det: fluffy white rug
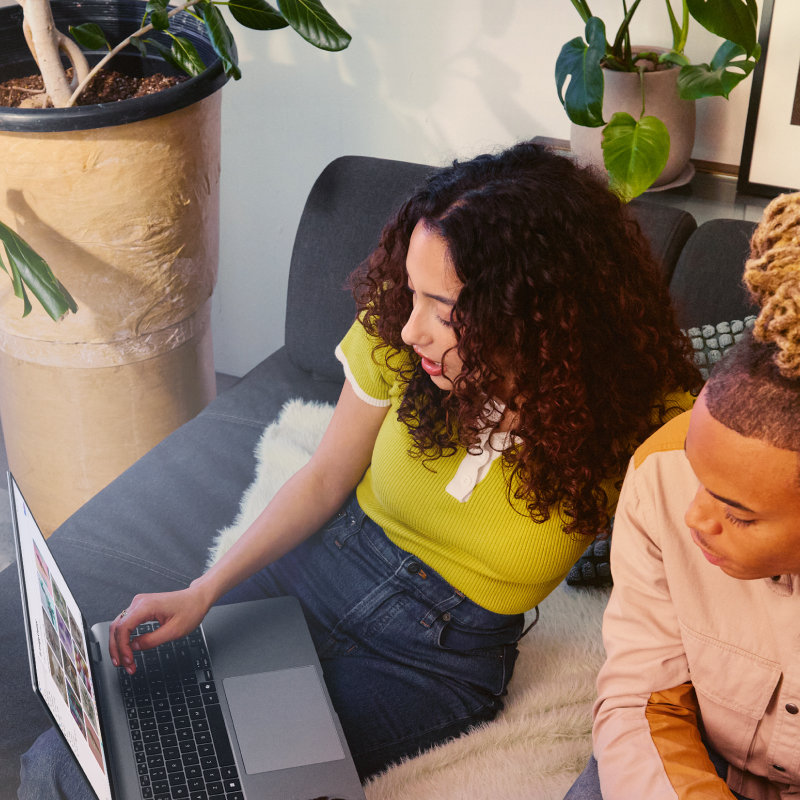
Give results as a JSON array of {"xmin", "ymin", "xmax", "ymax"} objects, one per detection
[{"xmin": 208, "ymin": 399, "xmax": 609, "ymax": 799}]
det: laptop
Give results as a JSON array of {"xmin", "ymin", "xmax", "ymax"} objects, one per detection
[{"xmin": 10, "ymin": 472, "xmax": 366, "ymax": 800}]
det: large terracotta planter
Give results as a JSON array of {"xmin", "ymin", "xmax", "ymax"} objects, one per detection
[
  {"xmin": 0, "ymin": 1, "xmax": 229, "ymax": 533},
  {"xmin": 571, "ymin": 55, "xmax": 696, "ymax": 189}
]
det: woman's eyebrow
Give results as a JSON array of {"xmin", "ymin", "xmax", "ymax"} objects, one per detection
[{"xmin": 421, "ymin": 291, "xmax": 456, "ymax": 306}]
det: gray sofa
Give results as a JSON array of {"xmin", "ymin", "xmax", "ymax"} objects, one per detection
[{"xmin": 0, "ymin": 153, "xmax": 760, "ymax": 796}]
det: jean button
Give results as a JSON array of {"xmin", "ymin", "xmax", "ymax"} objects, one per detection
[
  {"xmin": 441, "ymin": 612, "xmax": 451, "ymax": 622},
  {"xmin": 407, "ymin": 561, "xmax": 421, "ymax": 574}
]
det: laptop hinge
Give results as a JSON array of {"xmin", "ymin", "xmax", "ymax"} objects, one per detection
[{"xmin": 88, "ymin": 632, "xmax": 102, "ymax": 665}]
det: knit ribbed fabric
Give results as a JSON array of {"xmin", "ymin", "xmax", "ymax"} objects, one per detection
[{"xmin": 335, "ymin": 319, "xmax": 692, "ymax": 614}]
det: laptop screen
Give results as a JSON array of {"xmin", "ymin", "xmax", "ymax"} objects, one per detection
[{"xmin": 11, "ymin": 475, "xmax": 113, "ymax": 800}]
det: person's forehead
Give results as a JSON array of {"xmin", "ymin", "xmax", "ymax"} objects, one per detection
[{"xmin": 686, "ymin": 395, "xmax": 800, "ymax": 511}]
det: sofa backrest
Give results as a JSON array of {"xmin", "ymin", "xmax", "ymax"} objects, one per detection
[
  {"xmin": 286, "ymin": 155, "xmax": 433, "ymax": 382},
  {"xmin": 285, "ymin": 154, "xmax": 701, "ymax": 383},
  {"xmin": 669, "ymin": 219, "xmax": 759, "ymax": 329}
]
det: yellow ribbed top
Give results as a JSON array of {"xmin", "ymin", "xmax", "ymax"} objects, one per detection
[{"xmin": 336, "ymin": 319, "xmax": 693, "ymax": 614}]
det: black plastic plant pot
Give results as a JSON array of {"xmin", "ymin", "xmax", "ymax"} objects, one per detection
[{"xmin": 0, "ymin": 0, "xmax": 231, "ymax": 132}]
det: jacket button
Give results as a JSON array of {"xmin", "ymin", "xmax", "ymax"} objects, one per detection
[
  {"xmin": 407, "ymin": 561, "xmax": 420, "ymax": 574},
  {"xmin": 786, "ymin": 703, "xmax": 799, "ymax": 715}
]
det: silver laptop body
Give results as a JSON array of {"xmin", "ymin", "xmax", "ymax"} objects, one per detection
[{"xmin": 11, "ymin": 472, "xmax": 366, "ymax": 800}]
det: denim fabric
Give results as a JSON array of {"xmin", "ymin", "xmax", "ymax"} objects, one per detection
[
  {"xmin": 564, "ymin": 753, "xmax": 752, "ymax": 800},
  {"xmin": 17, "ymin": 728, "xmax": 91, "ymax": 800},
  {"xmin": 17, "ymin": 495, "xmax": 525, "ymax": 795},
  {"xmin": 220, "ymin": 493, "xmax": 525, "ymax": 778}
]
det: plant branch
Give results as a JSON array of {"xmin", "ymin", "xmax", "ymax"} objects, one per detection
[
  {"xmin": 66, "ymin": 0, "xmax": 201, "ymax": 107},
  {"xmin": 20, "ymin": 0, "xmax": 91, "ymax": 107}
]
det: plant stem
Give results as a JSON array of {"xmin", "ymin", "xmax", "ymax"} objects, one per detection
[
  {"xmin": 569, "ymin": 0, "xmax": 593, "ymax": 24},
  {"xmin": 66, "ymin": 0, "xmax": 201, "ymax": 107},
  {"xmin": 610, "ymin": 0, "xmax": 645, "ymax": 68}
]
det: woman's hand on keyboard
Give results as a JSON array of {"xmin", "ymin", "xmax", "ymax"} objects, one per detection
[{"xmin": 108, "ymin": 585, "xmax": 212, "ymax": 674}]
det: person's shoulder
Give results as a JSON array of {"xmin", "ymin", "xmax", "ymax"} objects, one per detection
[{"xmin": 633, "ymin": 409, "xmax": 692, "ymax": 470}]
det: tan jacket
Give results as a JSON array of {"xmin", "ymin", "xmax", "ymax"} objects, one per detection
[{"xmin": 593, "ymin": 410, "xmax": 800, "ymax": 800}]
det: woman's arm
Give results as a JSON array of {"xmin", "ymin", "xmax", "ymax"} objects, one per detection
[{"xmin": 108, "ymin": 381, "xmax": 389, "ymax": 670}]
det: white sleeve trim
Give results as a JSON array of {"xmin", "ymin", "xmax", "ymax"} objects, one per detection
[{"xmin": 335, "ymin": 344, "xmax": 391, "ymax": 408}]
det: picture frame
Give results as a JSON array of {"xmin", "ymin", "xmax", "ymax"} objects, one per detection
[{"xmin": 737, "ymin": 0, "xmax": 800, "ymax": 197}]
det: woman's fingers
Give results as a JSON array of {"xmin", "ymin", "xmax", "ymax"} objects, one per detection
[{"xmin": 108, "ymin": 591, "xmax": 199, "ymax": 673}]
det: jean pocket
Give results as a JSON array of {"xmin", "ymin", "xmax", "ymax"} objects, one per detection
[
  {"xmin": 436, "ymin": 614, "xmax": 522, "ymax": 654},
  {"xmin": 435, "ymin": 615, "xmax": 520, "ymax": 696}
]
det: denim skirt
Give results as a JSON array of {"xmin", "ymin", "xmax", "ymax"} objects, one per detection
[{"xmin": 219, "ymin": 493, "xmax": 526, "ymax": 778}]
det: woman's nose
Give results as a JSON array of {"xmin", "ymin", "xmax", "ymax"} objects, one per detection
[
  {"xmin": 401, "ymin": 305, "xmax": 429, "ymax": 348},
  {"xmin": 684, "ymin": 487, "xmax": 723, "ymax": 537}
]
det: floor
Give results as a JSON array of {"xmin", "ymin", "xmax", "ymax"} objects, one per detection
[{"xmin": 0, "ymin": 372, "xmax": 239, "ymax": 574}]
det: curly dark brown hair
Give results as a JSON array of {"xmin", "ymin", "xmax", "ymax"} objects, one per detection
[{"xmin": 350, "ymin": 142, "xmax": 701, "ymax": 537}]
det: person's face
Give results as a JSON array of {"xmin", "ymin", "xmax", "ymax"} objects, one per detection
[
  {"xmin": 401, "ymin": 220, "xmax": 464, "ymax": 390},
  {"xmin": 683, "ymin": 392, "xmax": 800, "ymax": 580}
]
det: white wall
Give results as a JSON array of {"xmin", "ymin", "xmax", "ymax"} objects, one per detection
[{"xmin": 213, "ymin": 0, "xmax": 756, "ymax": 376}]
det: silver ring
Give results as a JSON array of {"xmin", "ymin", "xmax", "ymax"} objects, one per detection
[{"xmin": 119, "ymin": 608, "xmax": 128, "ymax": 619}]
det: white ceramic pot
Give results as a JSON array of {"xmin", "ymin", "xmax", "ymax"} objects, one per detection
[{"xmin": 570, "ymin": 54, "xmax": 696, "ymax": 189}]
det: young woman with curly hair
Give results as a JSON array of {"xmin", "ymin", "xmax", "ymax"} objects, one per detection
[{"xmin": 19, "ymin": 142, "xmax": 701, "ymax": 795}]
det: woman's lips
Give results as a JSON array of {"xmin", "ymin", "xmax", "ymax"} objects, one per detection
[
  {"xmin": 420, "ymin": 355, "xmax": 443, "ymax": 377},
  {"xmin": 414, "ymin": 347, "xmax": 443, "ymax": 377}
]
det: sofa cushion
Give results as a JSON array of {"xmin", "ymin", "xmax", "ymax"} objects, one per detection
[
  {"xmin": 670, "ymin": 219, "xmax": 759, "ymax": 328},
  {"xmin": 629, "ymin": 198, "xmax": 698, "ymax": 281}
]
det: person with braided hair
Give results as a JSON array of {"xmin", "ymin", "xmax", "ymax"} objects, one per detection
[{"xmin": 567, "ymin": 192, "xmax": 800, "ymax": 800}]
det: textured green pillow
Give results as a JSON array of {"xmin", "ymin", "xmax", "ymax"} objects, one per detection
[{"xmin": 684, "ymin": 316, "xmax": 756, "ymax": 380}]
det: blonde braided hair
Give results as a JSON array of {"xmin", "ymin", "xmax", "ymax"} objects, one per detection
[{"xmin": 743, "ymin": 192, "xmax": 800, "ymax": 378}]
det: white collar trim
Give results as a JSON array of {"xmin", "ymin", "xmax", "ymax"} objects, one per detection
[{"xmin": 445, "ymin": 401, "xmax": 515, "ymax": 503}]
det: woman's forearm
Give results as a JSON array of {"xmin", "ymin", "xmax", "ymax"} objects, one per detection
[{"xmin": 188, "ymin": 460, "xmax": 354, "ymax": 608}]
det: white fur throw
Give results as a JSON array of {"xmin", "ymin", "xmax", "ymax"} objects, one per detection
[{"xmin": 208, "ymin": 399, "xmax": 609, "ymax": 799}]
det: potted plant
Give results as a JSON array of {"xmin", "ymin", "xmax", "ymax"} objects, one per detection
[
  {"xmin": 555, "ymin": 0, "xmax": 760, "ymax": 201},
  {"xmin": 0, "ymin": 0, "xmax": 350, "ymax": 534}
]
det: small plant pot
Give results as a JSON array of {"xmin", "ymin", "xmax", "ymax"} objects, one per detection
[
  {"xmin": 0, "ymin": 0, "xmax": 230, "ymax": 533},
  {"xmin": 570, "ymin": 56, "xmax": 696, "ymax": 189}
]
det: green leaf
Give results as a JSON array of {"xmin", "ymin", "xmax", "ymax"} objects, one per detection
[
  {"xmin": 199, "ymin": 2, "xmax": 242, "ymax": 79},
  {"xmin": 69, "ymin": 23, "xmax": 110, "ymax": 50},
  {"xmin": 130, "ymin": 36, "xmax": 148, "ymax": 57},
  {"xmin": 228, "ymin": 0, "xmax": 289, "ymax": 31},
  {"xmin": 145, "ymin": 35, "xmax": 206, "ymax": 77},
  {"xmin": 146, "ymin": 0, "xmax": 170, "ymax": 31},
  {"xmin": 658, "ymin": 50, "xmax": 689, "ymax": 68},
  {"xmin": 0, "ymin": 221, "xmax": 77, "ymax": 321},
  {"xmin": 602, "ymin": 112, "xmax": 670, "ymax": 203},
  {"xmin": 169, "ymin": 34, "xmax": 207, "ymax": 76},
  {"xmin": 677, "ymin": 40, "xmax": 761, "ymax": 100},
  {"xmin": 555, "ymin": 17, "xmax": 607, "ymax": 128},
  {"xmin": 276, "ymin": 0, "xmax": 351, "ymax": 51},
  {"xmin": 686, "ymin": 0, "xmax": 758, "ymax": 57}
]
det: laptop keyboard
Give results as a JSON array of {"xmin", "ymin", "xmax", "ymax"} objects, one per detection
[{"xmin": 118, "ymin": 623, "xmax": 244, "ymax": 800}]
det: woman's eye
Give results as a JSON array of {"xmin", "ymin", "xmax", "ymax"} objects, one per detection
[
  {"xmin": 724, "ymin": 508, "xmax": 755, "ymax": 528},
  {"xmin": 436, "ymin": 314, "xmax": 453, "ymax": 328}
]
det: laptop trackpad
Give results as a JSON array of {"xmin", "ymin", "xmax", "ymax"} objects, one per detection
[{"xmin": 223, "ymin": 666, "xmax": 345, "ymax": 774}]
